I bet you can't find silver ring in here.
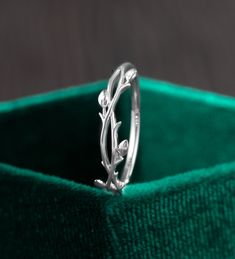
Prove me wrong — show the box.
[94,62,140,193]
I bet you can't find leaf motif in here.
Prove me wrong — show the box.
[98,90,109,108]
[117,139,129,156]
[94,179,106,188]
[125,68,137,82]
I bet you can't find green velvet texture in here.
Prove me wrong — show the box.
[0,78,234,258]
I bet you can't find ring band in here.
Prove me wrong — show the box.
[94,62,140,193]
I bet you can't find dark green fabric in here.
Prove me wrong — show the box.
[0,78,234,258]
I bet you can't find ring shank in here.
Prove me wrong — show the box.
[95,62,140,192]
[120,63,140,184]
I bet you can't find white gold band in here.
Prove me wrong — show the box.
[94,62,140,193]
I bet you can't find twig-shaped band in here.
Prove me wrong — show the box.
[94,62,140,193]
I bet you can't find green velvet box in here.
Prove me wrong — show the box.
[0,78,234,258]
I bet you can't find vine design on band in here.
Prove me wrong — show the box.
[94,66,137,192]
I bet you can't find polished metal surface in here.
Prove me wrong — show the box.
[94,62,140,193]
